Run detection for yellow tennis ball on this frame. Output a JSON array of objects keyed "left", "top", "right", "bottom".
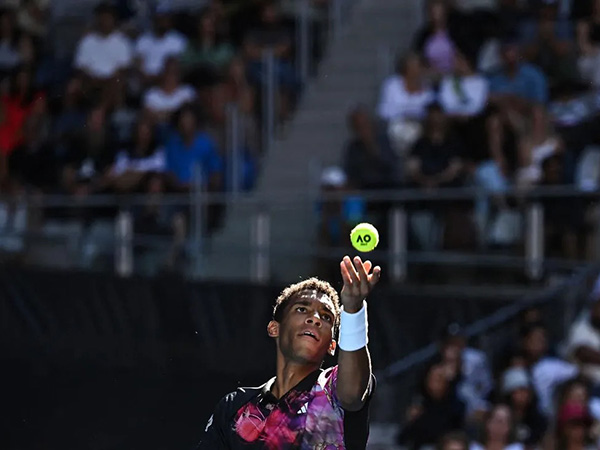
[{"left": 350, "top": 223, "right": 379, "bottom": 252}]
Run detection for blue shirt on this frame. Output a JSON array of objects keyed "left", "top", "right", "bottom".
[
  {"left": 488, "top": 63, "right": 548, "bottom": 104},
  {"left": 165, "top": 131, "right": 223, "bottom": 185}
]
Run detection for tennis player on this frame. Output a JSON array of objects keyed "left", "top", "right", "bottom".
[{"left": 198, "top": 255, "right": 381, "bottom": 449}]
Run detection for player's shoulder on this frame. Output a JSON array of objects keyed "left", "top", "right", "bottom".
[{"left": 218, "top": 382, "right": 267, "bottom": 411}]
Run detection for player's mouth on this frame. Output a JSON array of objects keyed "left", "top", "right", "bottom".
[{"left": 298, "top": 329, "right": 320, "bottom": 341}]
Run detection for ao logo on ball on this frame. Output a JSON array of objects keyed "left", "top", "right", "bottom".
[{"left": 350, "top": 223, "right": 379, "bottom": 252}]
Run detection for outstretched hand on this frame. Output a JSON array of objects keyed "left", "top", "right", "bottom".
[{"left": 340, "top": 256, "right": 381, "bottom": 313}]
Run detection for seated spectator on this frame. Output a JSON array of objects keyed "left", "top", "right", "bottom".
[
  {"left": 577, "top": 0, "right": 600, "bottom": 88},
  {"left": 500, "top": 367, "right": 548, "bottom": 448},
  {"left": 470, "top": 404, "right": 524, "bottom": 450},
  {"left": 74, "top": 2, "right": 133, "bottom": 84},
  {"left": 243, "top": 0, "right": 300, "bottom": 123},
  {"left": 566, "top": 295, "right": 600, "bottom": 387},
  {"left": 143, "top": 58, "right": 196, "bottom": 124},
  {"left": 51, "top": 78, "right": 87, "bottom": 164},
  {"left": 439, "top": 323, "right": 494, "bottom": 421},
  {"left": 557, "top": 378, "right": 600, "bottom": 423},
  {"left": 407, "top": 104, "right": 463, "bottom": 191},
  {"left": 521, "top": 323, "right": 578, "bottom": 416},
  {"left": 180, "top": 9, "right": 235, "bottom": 85},
  {"left": 17, "top": 0, "right": 48, "bottom": 38},
  {"left": 0, "top": 8, "right": 21, "bottom": 74},
  {"left": 378, "top": 52, "right": 435, "bottom": 123},
  {"left": 343, "top": 106, "right": 399, "bottom": 191},
  {"left": 134, "top": 3, "right": 187, "bottom": 85},
  {"left": 108, "top": 118, "right": 165, "bottom": 193},
  {"left": 413, "top": 0, "right": 460, "bottom": 77},
  {"left": 539, "top": 155, "right": 591, "bottom": 260},
  {"left": 398, "top": 363, "right": 466, "bottom": 450},
  {"left": 165, "top": 104, "right": 222, "bottom": 192},
  {"left": 438, "top": 431, "right": 471, "bottom": 450},
  {"left": 521, "top": 5, "right": 579, "bottom": 89},
  {"left": 488, "top": 39, "right": 548, "bottom": 115},
  {"left": 555, "top": 402, "right": 596, "bottom": 450},
  {"left": 516, "top": 105, "right": 564, "bottom": 188},
  {"left": 439, "top": 47, "right": 489, "bottom": 119}
]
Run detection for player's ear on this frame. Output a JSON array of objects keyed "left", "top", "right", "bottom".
[
  {"left": 328, "top": 339, "right": 337, "bottom": 356},
  {"left": 267, "top": 320, "right": 279, "bottom": 338}
]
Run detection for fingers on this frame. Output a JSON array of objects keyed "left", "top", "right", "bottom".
[
  {"left": 369, "top": 265, "right": 382, "bottom": 288},
  {"left": 340, "top": 260, "right": 354, "bottom": 286},
  {"left": 354, "top": 256, "right": 369, "bottom": 287},
  {"left": 342, "top": 256, "right": 360, "bottom": 285},
  {"left": 363, "top": 260, "right": 372, "bottom": 273}
]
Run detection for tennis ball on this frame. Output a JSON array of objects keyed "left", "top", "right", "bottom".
[{"left": 350, "top": 223, "right": 379, "bottom": 252}]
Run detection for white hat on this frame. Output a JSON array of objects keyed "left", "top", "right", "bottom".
[
  {"left": 501, "top": 367, "right": 531, "bottom": 395},
  {"left": 320, "top": 166, "right": 347, "bottom": 188}
]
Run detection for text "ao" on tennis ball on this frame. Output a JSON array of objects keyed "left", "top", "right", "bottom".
[{"left": 350, "top": 223, "right": 379, "bottom": 252}]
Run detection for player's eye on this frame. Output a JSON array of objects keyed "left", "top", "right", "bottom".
[
  {"left": 322, "top": 314, "right": 333, "bottom": 323},
  {"left": 296, "top": 306, "right": 307, "bottom": 313}
]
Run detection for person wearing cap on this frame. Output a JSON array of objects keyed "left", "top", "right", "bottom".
[
  {"left": 555, "top": 402, "right": 596, "bottom": 450},
  {"left": 73, "top": 2, "right": 133, "bottom": 83},
  {"left": 134, "top": 1, "right": 187, "bottom": 84},
  {"left": 501, "top": 367, "right": 548, "bottom": 448},
  {"left": 566, "top": 293, "right": 600, "bottom": 387}
]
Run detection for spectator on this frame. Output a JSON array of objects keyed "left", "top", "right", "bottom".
[
  {"left": 377, "top": 53, "right": 435, "bottom": 123},
  {"left": 73, "top": 2, "right": 133, "bottom": 84},
  {"left": 180, "top": 9, "right": 235, "bottom": 84},
  {"left": 164, "top": 105, "right": 222, "bottom": 192},
  {"left": 516, "top": 105, "right": 564, "bottom": 188},
  {"left": 108, "top": 118, "right": 165, "bottom": 193},
  {"left": 488, "top": 39, "right": 548, "bottom": 113},
  {"left": 134, "top": 3, "right": 187, "bottom": 84},
  {"left": 343, "top": 106, "right": 399, "bottom": 191},
  {"left": 438, "top": 431, "right": 471, "bottom": 450},
  {"left": 470, "top": 404, "right": 524, "bottom": 450},
  {"left": 439, "top": 48, "right": 489, "bottom": 119},
  {"left": 555, "top": 402, "right": 596, "bottom": 450},
  {"left": 557, "top": 378, "right": 600, "bottom": 423},
  {"left": 143, "top": 58, "right": 196, "bottom": 124},
  {"left": 577, "top": 0, "right": 600, "bottom": 88},
  {"left": 566, "top": 296, "right": 600, "bottom": 387},
  {"left": 414, "top": 0, "right": 459, "bottom": 76},
  {"left": 398, "top": 363, "right": 466, "bottom": 450},
  {"left": 0, "top": 8, "right": 21, "bottom": 73},
  {"left": 521, "top": 323, "right": 578, "bottom": 416},
  {"left": 500, "top": 367, "right": 548, "bottom": 448},
  {"left": 51, "top": 78, "right": 87, "bottom": 165},
  {"left": 243, "top": 0, "right": 300, "bottom": 123},
  {"left": 17, "top": 0, "right": 48, "bottom": 38}
]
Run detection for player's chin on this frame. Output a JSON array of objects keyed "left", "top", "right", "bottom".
[{"left": 294, "top": 341, "right": 329, "bottom": 362}]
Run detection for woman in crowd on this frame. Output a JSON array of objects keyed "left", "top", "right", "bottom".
[
  {"left": 470, "top": 404, "right": 524, "bottom": 450},
  {"left": 555, "top": 402, "right": 596, "bottom": 450}
]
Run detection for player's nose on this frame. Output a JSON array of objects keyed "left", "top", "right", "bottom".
[{"left": 305, "top": 314, "right": 322, "bottom": 327}]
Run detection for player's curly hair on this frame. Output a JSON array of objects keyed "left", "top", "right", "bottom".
[{"left": 273, "top": 277, "right": 341, "bottom": 338}]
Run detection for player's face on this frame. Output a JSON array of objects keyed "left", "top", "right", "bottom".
[{"left": 276, "top": 290, "right": 336, "bottom": 364}]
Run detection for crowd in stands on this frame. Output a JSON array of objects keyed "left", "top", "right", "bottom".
[
  {"left": 397, "top": 282, "right": 600, "bottom": 450},
  {"left": 0, "top": 0, "right": 332, "bottom": 267},
  {"left": 321, "top": 0, "right": 600, "bottom": 261}
]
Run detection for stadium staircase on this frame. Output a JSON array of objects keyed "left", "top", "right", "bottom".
[{"left": 202, "top": 0, "right": 423, "bottom": 281}]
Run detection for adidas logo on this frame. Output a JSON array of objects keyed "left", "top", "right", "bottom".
[{"left": 296, "top": 402, "right": 309, "bottom": 415}]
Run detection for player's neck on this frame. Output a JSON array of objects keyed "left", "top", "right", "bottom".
[{"left": 271, "top": 357, "right": 320, "bottom": 399}]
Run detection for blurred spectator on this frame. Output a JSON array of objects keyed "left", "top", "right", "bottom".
[
  {"left": 439, "top": 48, "right": 489, "bottom": 119},
  {"left": 74, "top": 3, "right": 133, "bottom": 84},
  {"left": 440, "top": 323, "right": 494, "bottom": 420},
  {"left": 17, "top": 0, "right": 48, "bottom": 38},
  {"left": 516, "top": 105, "right": 564, "bottom": 188},
  {"left": 51, "top": 77, "right": 87, "bottom": 164},
  {"left": 164, "top": 104, "right": 222, "bottom": 192},
  {"left": 108, "top": 118, "right": 165, "bottom": 193},
  {"left": 407, "top": 104, "right": 463, "bottom": 191},
  {"left": 556, "top": 378, "right": 600, "bottom": 423},
  {"left": 143, "top": 58, "right": 196, "bottom": 124},
  {"left": 438, "top": 431, "right": 470, "bottom": 450},
  {"left": 470, "top": 404, "right": 524, "bottom": 450},
  {"left": 521, "top": 323, "right": 578, "bottom": 416},
  {"left": 500, "top": 367, "right": 548, "bottom": 448},
  {"left": 488, "top": 39, "right": 548, "bottom": 113},
  {"left": 398, "top": 363, "right": 466, "bottom": 450},
  {"left": 343, "top": 106, "right": 399, "bottom": 191},
  {"left": 413, "top": 0, "right": 459, "bottom": 77},
  {"left": 134, "top": 3, "right": 187, "bottom": 84},
  {"left": 378, "top": 53, "right": 435, "bottom": 123},
  {"left": 243, "top": 0, "right": 299, "bottom": 123},
  {"left": 555, "top": 402, "right": 596, "bottom": 450},
  {"left": 577, "top": 0, "right": 600, "bottom": 88},
  {"left": 0, "top": 8, "right": 22, "bottom": 73},
  {"left": 566, "top": 296, "right": 600, "bottom": 387},
  {"left": 180, "top": 9, "right": 235, "bottom": 85}
]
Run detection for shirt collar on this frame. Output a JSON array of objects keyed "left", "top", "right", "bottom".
[{"left": 260, "top": 369, "right": 322, "bottom": 403}]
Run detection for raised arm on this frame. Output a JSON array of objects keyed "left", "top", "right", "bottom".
[{"left": 336, "top": 256, "right": 381, "bottom": 411}]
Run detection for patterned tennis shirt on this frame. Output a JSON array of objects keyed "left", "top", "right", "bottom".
[{"left": 197, "top": 366, "right": 374, "bottom": 449}]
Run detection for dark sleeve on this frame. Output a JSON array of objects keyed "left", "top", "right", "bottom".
[
  {"left": 343, "top": 374, "right": 377, "bottom": 450},
  {"left": 196, "top": 396, "right": 231, "bottom": 450},
  {"left": 412, "top": 26, "right": 431, "bottom": 53}
]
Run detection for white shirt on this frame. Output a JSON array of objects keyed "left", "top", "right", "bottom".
[
  {"left": 470, "top": 443, "right": 524, "bottom": 450},
  {"left": 566, "top": 315, "right": 600, "bottom": 384},
  {"left": 458, "top": 347, "right": 494, "bottom": 414},
  {"left": 74, "top": 31, "right": 133, "bottom": 79},
  {"left": 377, "top": 75, "right": 435, "bottom": 121},
  {"left": 439, "top": 74, "right": 489, "bottom": 117},
  {"left": 135, "top": 30, "right": 187, "bottom": 76},
  {"left": 143, "top": 85, "right": 196, "bottom": 115},
  {"left": 531, "top": 356, "right": 579, "bottom": 416},
  {"left": 112, "top": 149, "right": 166, "bottom": 176}
]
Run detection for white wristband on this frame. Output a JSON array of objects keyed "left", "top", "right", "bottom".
[{"left": 338, "top": 301, "right": 368, "bottom": 351}]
